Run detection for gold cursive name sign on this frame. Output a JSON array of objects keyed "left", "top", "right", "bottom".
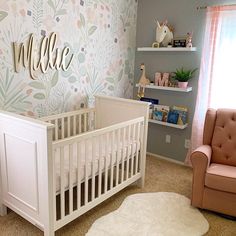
[{"left": 13, "top": 32, "right": 74, "bottom": 80}]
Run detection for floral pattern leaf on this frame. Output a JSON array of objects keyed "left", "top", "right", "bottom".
[
  {"left": 56, "top": 9, "right": 67, "bottom": 16},
  {"left": 118, "top": 69, "right": 123, "bottom": 82},
  {"left": 51, "top": 71, "right": 59, "bottom": 88},
  {"left": 88, "top": 26, "right": 97, "bottom": 36},
  {"left": 80, "top": 13, "right": 85, "bottom": 27},
  {"left": 47, "top": 0, "right": 56, "bottom": 11},
  {"left": 29, "top": 81, "right": 45, "bottom": 89},
  {"left": 106, "top": 77, "right": 114, "bottom": 83},
  {"left": 0, "top": 11, "right": 8, "bottom": 22},
  {"left": 34, "top": 93, "right": 46, "bottom": 100}
]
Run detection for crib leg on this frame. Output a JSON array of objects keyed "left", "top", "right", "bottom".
[
  {"left": 44, "top": 228, "right": 55, "bottom": 236},
  {"left": 137, "top": 177, "right": 145, "bottom": 189},
  {"left": 0, "top": 204, "right": 7, "bottom": 216}
]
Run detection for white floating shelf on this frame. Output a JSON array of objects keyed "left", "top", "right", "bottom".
[
  {"left": 149, "top": 119, "right": 188, "bottom": 129},
  {"left": 136, "top": 84, "right": 192, "bottom": 92},
  {"left": 137, "top": 47, "right": 197, "bottom": 52}
]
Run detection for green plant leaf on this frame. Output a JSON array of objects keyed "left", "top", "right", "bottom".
[
  {"left": 51, "top": 71, "right": 59, "bottom": 87},
  {"left": 34, "top": 93, "right": 45, "bottom": 100},
  {"left": 88, "top": 26, "right": 97, "bottom": 36},
  {"left": 29, "top": 81, "right": 45, "bottom": 89},
  {"left": 0, "top": 11, "right": 8, "bottom": 22}
]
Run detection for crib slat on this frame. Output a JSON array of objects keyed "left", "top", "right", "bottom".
[
  {"left": 126, "top": 125, "right": 131, "bottom": 180},
  {"left": 69, "top": 144, "right": 73, "bottom": 214},
  {"left": 53, "top": 149, "right": 57, "bottom": 221},
  {"left": 110, "top": 130, "right": 115, "bottom": 189},
  {"left": 84, "top": 113, "right": 87, "bottom": 132},
  {"left": 130, "top": 124, "right": 136, "bottom": 177},
  {"left": 79, "top": 115, "right": 82, "bottom": 134},
  {"left": 104, "top": 133, "right": 109, "bottom": 193},
  {"left": 77, "top": 142, "right": 81, "bottom": 209},
  {"left": 55, "top": 119, "right": 59, "bottom": 141},
  {"left": 135, "top": 122, "right": 141, "bottom": 174},
  {"left": 91, "top": 137, "right": 96, "bottom": 201},
  {"left": 85, "top": 140, "right": 88, "bottom": 204},
  {"left": 68, "top": 116, "right": 71, "bottom": 137},
  {"left": 121, "top": 127, "right": 126, "bottom": 182},
  {"left": 98, "top": 135, "right": 102, "bottom": 197},
  {"left": 60, "top": 147, "right": 65, "bottom": 218},
  {"left": 61, "top": 118, "right": 65, "bottom": 139},
  {"left": 73, "top": 115, "right": 76, "bottom": 135},
  {"left": 116, "top": 128, "right": 121, "bottom": 186}
]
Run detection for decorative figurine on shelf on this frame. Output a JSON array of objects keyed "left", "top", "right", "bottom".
[
  {"left": 152, "top": 20, "right": 174, "bottom": 48},
  {"left": 155, "top": 72, "right": 162, "bottom": 85},
  {"left": 137, "top": 63, "right": 150, "bottom": 98},
  {"left": 155, "top": 72, "right": 169, "bottom": 87},
  {"left": 186, "top": 32, "right": 193, "bottom": 48},
  {"left": 162, "top": 72, "right": 170, "bottom": 86}
]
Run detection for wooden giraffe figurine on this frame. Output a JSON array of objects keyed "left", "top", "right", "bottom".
[{"left": 137, "top": 63, "right": 150, "bottom": 98}]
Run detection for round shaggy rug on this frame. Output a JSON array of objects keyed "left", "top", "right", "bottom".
[{"left": 86, "top": 192, "right": 209, "bottom": 236}]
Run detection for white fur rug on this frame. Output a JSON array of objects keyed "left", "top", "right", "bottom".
[{"left": 86, "top": 192, "right": 209, "bottom": 236}]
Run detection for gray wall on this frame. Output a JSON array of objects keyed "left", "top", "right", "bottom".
[{"left": 134, "top": 0, "right": 235, "bottom": 162}]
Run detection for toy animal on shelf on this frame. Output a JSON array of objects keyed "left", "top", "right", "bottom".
[
  {"left": 153, "top": 20, "right": 174, "bottom": 48},
  {"left": 137, "top": 63, "right": 150, "bottom": 98},
  {"left": 186, "top": 32, "right": 193, "bottom": 48},
  {"left": 155, "top": 72, "right": 169, "bottom": 87}
]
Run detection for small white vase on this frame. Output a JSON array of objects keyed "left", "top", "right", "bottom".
[{"left": 178, "top": 81, "right": 188, "bottom": 88}]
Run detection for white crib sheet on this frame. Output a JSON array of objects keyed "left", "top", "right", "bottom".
[{"left": 54, "top": 137, "right": 140, "bottom": 192}]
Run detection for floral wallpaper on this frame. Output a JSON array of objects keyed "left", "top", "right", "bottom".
[{"left": 0, "top": 0, "right": 138, "bottom": 117}]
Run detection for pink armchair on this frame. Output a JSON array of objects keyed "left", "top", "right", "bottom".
[{"left": 191, "top": 108, "right": 236, "bottom": 216}]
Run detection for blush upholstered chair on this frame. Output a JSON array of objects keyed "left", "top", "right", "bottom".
[{"left": 191, "top": 108, "right": 236, "bottom": 217}]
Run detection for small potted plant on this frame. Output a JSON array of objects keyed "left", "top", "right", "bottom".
[{"left": 173, "top": 67, "right": 197, "bottom": 88}]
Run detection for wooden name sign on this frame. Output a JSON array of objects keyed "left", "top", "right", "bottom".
[{"left": 13, "top": 32, "right": 74, "bottom": 80}]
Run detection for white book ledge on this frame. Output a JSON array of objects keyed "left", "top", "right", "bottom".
[
  {"left": 137, "top": 47, "right": 197, "bottom": 52},
  {"left": 149, "top": 119, "right": 188, "bottom": 129},
  {"left": 136, "top": 84, "right": 192, "bottom": 93}
]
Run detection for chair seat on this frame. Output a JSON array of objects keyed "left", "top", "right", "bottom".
[{"left": 205, "top": 163, "right": 236, "bottom": 194}]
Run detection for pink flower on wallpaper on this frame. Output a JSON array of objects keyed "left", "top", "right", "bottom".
[
  {"left": 43, "top": 15, "right": 56, "bottom": 32},
  {"left": 0, "top": 1, "right": 9, "bottom": 11},
  {"left": 87, "top": 8, "right": 96, "bottom": 23},
  {"left": 19, "top": 9, "right": 26, "bottom": 17},
  {"left": 77, "top": 20, "right": 82, "bottom": 29}
]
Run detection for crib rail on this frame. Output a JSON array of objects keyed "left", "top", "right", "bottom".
[
  {"left": 52, "top": 117, "right": 144, "bottom": 229},
  {"left": 40, "top": 108, "right": 95, "bottom": 141}
]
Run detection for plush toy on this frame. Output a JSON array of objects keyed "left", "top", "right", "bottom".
[
  {"left": 154, "top": 20, "right": 174, "bottom": 47},
  {"left": 137, "top": 63, "right": 150, "bottom": 98}
]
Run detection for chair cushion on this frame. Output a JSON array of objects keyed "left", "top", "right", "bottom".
[
  {"left": 205, "top": 163, "right": 236, "bottom": 194},
  {"left": 211, "top": 109, "right": 236, "bottom": 167}
]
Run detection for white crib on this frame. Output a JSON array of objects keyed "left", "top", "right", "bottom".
[{"left": 0, "top": 95, "right": 149, "bottom": 236}]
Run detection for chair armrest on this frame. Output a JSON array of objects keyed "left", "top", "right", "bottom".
[
  {"left": 190, "top": 145, "right": 212, "bottom": 208},
  {"left": 191, "top": 145, "right": 212, "bottom": 170}
]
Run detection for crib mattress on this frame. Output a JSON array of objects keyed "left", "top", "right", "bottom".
[{"left": 54, "top": 138, "right": 140, "bottom": 192}]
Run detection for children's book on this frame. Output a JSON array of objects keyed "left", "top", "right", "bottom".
[{"left": 172, "top": 106, "right": 188, "bottom": 125}]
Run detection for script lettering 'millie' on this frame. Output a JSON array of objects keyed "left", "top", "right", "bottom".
[{"left": 13, "top": 32, "right": 74, "bottom": 80}]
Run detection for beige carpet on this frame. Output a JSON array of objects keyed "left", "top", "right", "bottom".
[{"left": 0, "top": 155, "right": 236, "bottom": 236}]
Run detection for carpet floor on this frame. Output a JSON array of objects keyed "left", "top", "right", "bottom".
[{"left": 0, "top": 155, "right": 236, "bottom": 236}]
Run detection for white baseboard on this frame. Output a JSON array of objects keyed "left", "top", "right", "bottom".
[{"left": 147, "top": 152, "right": 188, "bottom": 167}]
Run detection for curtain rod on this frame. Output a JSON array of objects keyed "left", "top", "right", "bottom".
[{"left": 197, "top": 4, "right": 236, "bottom": 10}]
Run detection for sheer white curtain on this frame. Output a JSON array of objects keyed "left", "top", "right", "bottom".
[{"left": 185, "top": 5, "right": 236, "bottom": 165}]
